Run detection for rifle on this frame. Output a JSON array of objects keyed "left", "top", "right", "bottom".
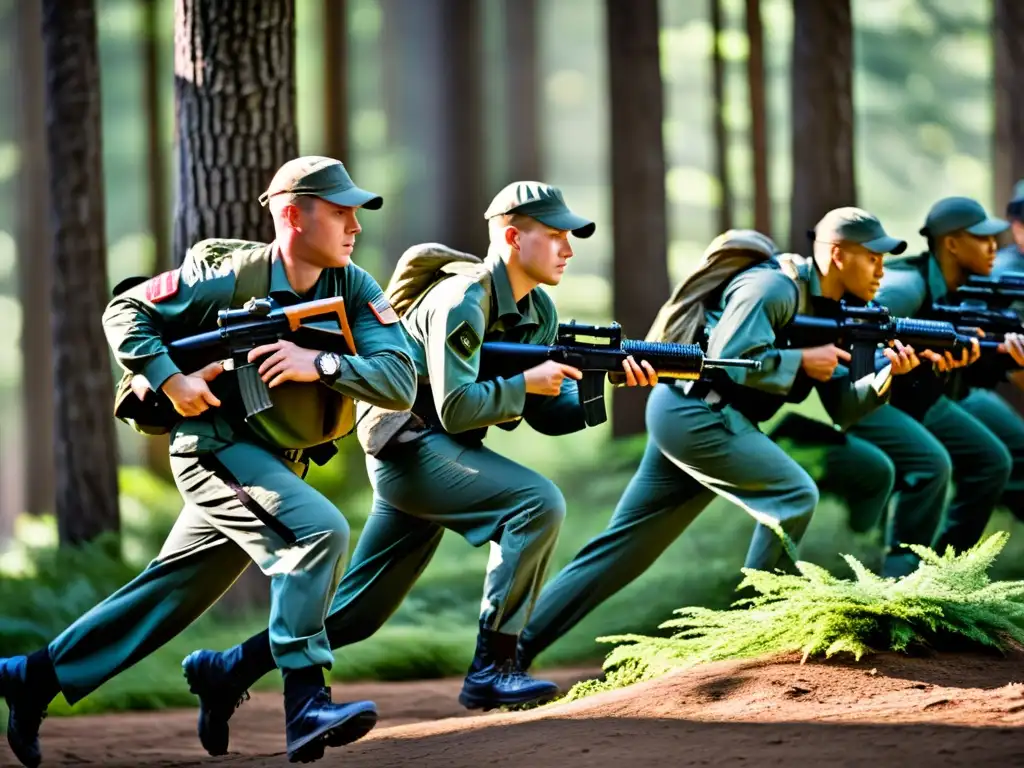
[
  {"left": 954, "top": 272, "right": 1024, "bottom": 309},
  {"left": 478, "top": 321, "right": 760, "bottom": 426},
  {"left": 925, "top": 302, "right": 1019, "bottom": 348},
  {"left": 779, "top": 302, "right": 977, "bottom": 380},
  {"left": 167, "top": 296, "right": 357, "bottom": 418}
]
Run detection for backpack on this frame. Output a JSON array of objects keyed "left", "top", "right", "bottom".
[
  {"left": 111, "top": 243, "right": 272, "bottom": 434},
  {"left": 356, "top": 242, "right": 495, "bottom": 457},
  {"left": 646, "top": 229, "right": 778, "bottom": 344}
]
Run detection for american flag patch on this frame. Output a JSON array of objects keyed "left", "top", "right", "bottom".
[
  {"left": 368, "top": 293, "right": 399, "bottom": 325},
  {"left": 143, "top": 270, "right": 180, "bottom": 303}
]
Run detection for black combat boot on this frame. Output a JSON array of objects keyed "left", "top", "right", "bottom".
[
  {"left": 283, "top": 666, "right": 378, "bottom": 764},
  {"left": 458, "top": 627, "right": 559, "bottom": 711},
  {"left": 0, "top": 650, "right": 60, "bottom": 768}
]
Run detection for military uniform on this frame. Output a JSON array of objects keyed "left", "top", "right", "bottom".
[
  {"left": 829, "top": 198, "right": 1015, "bottom": 558},
  {"left": 518, "top": 212, "right": 903, "bottom": 668},
  {"left": 0, "top": 157, "right": 417, "bottom": 767},
  {"left": 186, "top": 183, "right": 602, "bottom": 744}
]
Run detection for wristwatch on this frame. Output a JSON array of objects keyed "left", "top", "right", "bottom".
[{"left": 314, "top": 351, "right": 342, "bottom": 384}]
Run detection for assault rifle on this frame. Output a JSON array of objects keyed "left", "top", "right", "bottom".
[
  {"left": 166, "top": 296, "right": 357, "bottom": 418},
  {"left": 478, "top": 321, "right": 760, "bottom": 426},
  {"left": 954, "top": 272, "right": 1024, "bottom": 308},
  {"left": 925, "top": 302, "right": 1020, "bottom": 350},
  {"left": 779, "top": 302, "right": 978, "bottom": 380}
]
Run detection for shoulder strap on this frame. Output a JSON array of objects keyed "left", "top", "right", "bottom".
[
  {"left": 776, "top": 253, "right": 813, "bottom": 315},
  {"left": 230, "top": 243, "right": 273, "bottom": 308}
]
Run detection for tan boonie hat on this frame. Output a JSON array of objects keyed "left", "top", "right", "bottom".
[
  {"left": 484, "top": 181, "right": 595, "bottom": 238},
  {"left": 259, "top": 156, "right": 383, "bottom": 210}
]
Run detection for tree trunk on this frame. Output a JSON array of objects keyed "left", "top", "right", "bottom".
[
  {"left": 709, "top": 0, "right": 732, "bottom": 234},
  {"left": 503, "top": 0, "right": 541, "bottom": 180},
  {"left": 381, "top": 0, "right": 485, "bottom": 267},
  {"left": 41, "top": 0, "right": 120, "bottom": 545},
  {"left": 606, "top": 0, "right": 670, "bottom": 438},
  {"left": 994, "top": 0, "right": 1024, "bottom": 214},
  {"left": 323, "top": 0, "right": 349, "bottom": 166},
  {"left": 173, "top": 0, "right": 298, "bottom": 264},
  {"left": 15, "top": 0, "right": 55, "bottom": 518},
  {"left": 788, "top": 0, "right": 855, "bottom": 252},
  {"left": 142, "top": 0, "right": 173, "bottom": 479},
  {"left": 746, "top": 0, "right": 770, "bottom": 237}
]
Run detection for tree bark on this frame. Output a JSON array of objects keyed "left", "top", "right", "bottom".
[
  {"left": 503, "top": 0, "right": 541, "bottom": 180},
  {"left": 323, "top": 0, "right": 349, "bottom": 165},
  {"left": 788, "top": 0, "right": 855, "bottom": 252},
  {"left": 994, "top": 0, "right": 1024, "bottom": 215},
  {"left": 15, "top": 0, "right": 55, "bottom": 518},
  {"left": 41, "top": 0, "right": 120, "bottom": 545},
  {"left": 710, "top": 0, "right": 732, "bottom": 234},
  {"left": 606, "top": 0, "right": 671, "bottom": 438},
  {"left": 381, "top": 0, "right": 486, "bottom": 266},
  {"left": 746, "top": 0, "right": 771, "bottom": 236},
  {"left": 173, "top": 0, "right": 298, "bottom": 264}
]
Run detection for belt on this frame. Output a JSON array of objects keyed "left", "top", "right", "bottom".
[{"left": 675, "top": 378, "right": 727, "bottom": 411}]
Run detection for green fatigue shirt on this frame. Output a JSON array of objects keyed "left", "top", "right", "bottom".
[
  {"left": 701, "top": 257, "right": 891, "bottom": 429},
  {"left": 102, "top": 239, "right": 417, "bottom": 455},
  {"left": 401, "top": 249, "right": 585, "bottom": 439}
]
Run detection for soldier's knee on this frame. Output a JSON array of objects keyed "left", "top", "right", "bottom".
[
  {"left": 537, "top": 480, "right": 567, "bottom": 528},
  {"left": 514, "top": 479, "right": 567, "bottom": 536},
  {"left": 794, "top": 477, "right": 820, "bottom": 516},
  {"left": 926, "top": 445, "right": 954, "bottom": 487},
  {"left": 983, "top": 440, "right": 1013, "bottom": 488},
  {"left": 308, "top": 505, "right": 351, "bottom": 555}
]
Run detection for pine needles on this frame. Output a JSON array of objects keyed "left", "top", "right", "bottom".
[{"left": 563, "top": 532, "right": 1024, "bottom": 702}]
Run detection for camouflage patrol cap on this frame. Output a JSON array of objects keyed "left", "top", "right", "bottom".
[
  {"left": 920, "top": 197, "right": 1007, "bottom": 238},
  {"left": 258, "top": 156, "right": 383, "bottom": 210},
  {"left": 484, "top": 181, "right": 595, "bottom": 238},
  {"left": 702, "top": 229, "right": 777, "bottom": 260}
]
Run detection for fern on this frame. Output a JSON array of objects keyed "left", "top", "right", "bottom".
[{"left": 562, "top": 532, "right": 1024, "bottom": 702}]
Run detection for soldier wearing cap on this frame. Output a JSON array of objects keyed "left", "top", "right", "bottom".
[
  {"left": 182, "top": 181, "right": 656, "bottom": 737},
  {"left": 515, "top": 209, "right": 921, "bottom": 672},
  {"left": 0, "top": 156, "right": 417, "bottom": 767},
  {"left": 851, "top": 196, "right": 1024, "bottom": 555},
  {"left": 995, "top": 180, "right": 1024, "bottom": 276}
]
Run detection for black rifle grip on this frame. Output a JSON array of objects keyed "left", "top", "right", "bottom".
[{"left": 578, "top": 371, "right": 607, "bottom": 427}]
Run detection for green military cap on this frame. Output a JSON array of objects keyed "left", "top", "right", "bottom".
[
  {"left": 703, "top": 228, "right": 777, "bottom": 260},
  {"left": 258, "top": 156, "right": 383, "bottom": 210},
  {"left": 920, "top": 196, "right": 1007, "bottom": 238},
  {"left": 1007, "top": 180, "right": 1024, "bottom": 219},
  {"left": 810, "top": 207, "right": 907, "bottom": 255},
  {"left": 484, "top": 181, "right": 595, "bottom": 238}
]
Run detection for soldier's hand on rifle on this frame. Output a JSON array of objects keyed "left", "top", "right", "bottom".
[
  {"left": 920, "top": 337, "right": 981, "bottom": 372},
  {"left": 999, "top": 332, "right": 1024, "bottom": 367},
  {"left": 620, "top": 356, "right": 658, "bottom": 387},
  {"left": 160, "top": 361, "right": 225, "bottom": 417},
  {"left": 249, "top": 339, "right": 321, "bottom": 388},
  {"left": 524, "top": 360, "right": 583, "bottom": 396},
  {"left": 800, "top": 344, "right": 851, "bottom": 382},
  {"left": 882, "top": 340, "right": 921, "bottom": 376}
]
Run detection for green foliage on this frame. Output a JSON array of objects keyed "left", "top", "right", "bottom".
[{"left": 563, "top": 532, "right": 1024, "bottom": 702}]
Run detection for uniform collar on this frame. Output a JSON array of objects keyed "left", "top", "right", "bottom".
[
  {"left": 925, "top": 251, "right": 951, "bottom": 302},
  {"left": 269, "top": 243, "right": 326, "bottom": 302},
  {"left": 485, "top": 249, "right": 539, "bottom": 330}
]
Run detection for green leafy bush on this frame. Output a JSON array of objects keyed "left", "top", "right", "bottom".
[{"left": 564, "top": 532, "right": 1024, "bottom": 701}]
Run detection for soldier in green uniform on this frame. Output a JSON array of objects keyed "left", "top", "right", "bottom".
[
  {"left": 833, "top": 197, "right": 1024, "bottom": 557},
  {"left": 515, "top": 209, "right": 922, "bottom": 671},
  {"left": 0, "top": 157, "right": 417, "bottom": 767},
  {"left": 180, "top": 181, "right": 657, "bottom": 753},
  {"left": 994, "top": 180, "right": 1024, "bottom": 276}
]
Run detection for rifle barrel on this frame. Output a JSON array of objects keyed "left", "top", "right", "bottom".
[{"left": 703, "top": 358, "right": 762, "bottom": 369}]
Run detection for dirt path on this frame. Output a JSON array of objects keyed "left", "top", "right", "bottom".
[{"left": 9, "top": 654, "right": 1024, "bottom": 767}]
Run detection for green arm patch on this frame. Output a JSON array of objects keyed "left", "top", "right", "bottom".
[{"left": 447, "top": 320, "right": 482, "bottom": 360}]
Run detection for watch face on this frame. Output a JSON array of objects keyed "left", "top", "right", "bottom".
[{"left": 319, "top": 353, "right": 340, "bottom": 376}]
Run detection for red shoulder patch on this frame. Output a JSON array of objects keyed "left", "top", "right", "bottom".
[
  {"left": 368, "top": 293, "right": 399, "bottom": 325},
  {"left": 143, "top": 270, "right": 180, "bottom": 303}
]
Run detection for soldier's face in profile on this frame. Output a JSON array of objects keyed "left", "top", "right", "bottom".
[
  {"left": 835, "top": 242, "right": 885, "bottom": 301},
  {"left": 1012, "top": 220, "right": 1024, "bottom": 250},
  {"left": 514, "top": 221, "right": 574, "bottom": 286},
  {"left": 948, "top": 231, "right": 996, "bottom": 277},
  {"left": 296, "top": 198, "right": 362, "bottom": 268}
]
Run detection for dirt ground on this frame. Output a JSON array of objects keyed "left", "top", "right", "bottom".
[{"left": 9, "top": 652, "right": 1024, "bottom": 767}]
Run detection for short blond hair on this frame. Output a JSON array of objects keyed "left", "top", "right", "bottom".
[{"left": 487, "top": 212, "right": 540, "bottom": 243}]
